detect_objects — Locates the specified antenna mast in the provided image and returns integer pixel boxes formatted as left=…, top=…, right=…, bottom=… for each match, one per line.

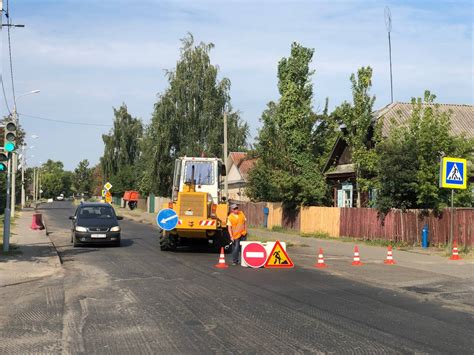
left=385, top=7, right=394, bottom=103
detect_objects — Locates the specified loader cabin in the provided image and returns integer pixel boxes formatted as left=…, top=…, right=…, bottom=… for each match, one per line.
left=172, top=157, right=226, bottom=204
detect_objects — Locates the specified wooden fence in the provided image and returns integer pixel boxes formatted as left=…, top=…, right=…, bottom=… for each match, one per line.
left=339, top=208, right=473, bottom=246
left=234, top=201, right=474, bottom=246
left=146, top=196, right=473, bottom=246
left=231, top=200, right=266, bottom=228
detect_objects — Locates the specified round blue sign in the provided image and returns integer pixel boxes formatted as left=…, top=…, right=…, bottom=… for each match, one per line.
left=156, top=208, right=179, bottom=231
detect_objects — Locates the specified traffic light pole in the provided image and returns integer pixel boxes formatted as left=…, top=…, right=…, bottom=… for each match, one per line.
left=10, top=151, right=16, bottom=217
left=3, top=152, right=12, bottom=253
left=10, top=108, right=18, bottom=218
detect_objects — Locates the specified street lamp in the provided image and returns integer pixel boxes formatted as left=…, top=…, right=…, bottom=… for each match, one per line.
left=20, top=141, right=38, bottom=208
left=11, top=90, right=40, bottom=215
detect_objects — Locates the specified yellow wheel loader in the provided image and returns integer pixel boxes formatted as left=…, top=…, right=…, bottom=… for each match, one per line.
left=159, top=157, right=230, bottom=251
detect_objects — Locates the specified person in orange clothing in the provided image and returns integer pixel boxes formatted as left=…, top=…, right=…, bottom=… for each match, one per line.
left=227, top=203, right=247, bottom=265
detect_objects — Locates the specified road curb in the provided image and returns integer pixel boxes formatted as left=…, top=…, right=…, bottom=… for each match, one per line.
left=35, top=209, right=63, bottom=267
left=41, top=214, right=64, bottom=267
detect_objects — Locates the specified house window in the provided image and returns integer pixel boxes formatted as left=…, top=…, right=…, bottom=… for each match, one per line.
left=337, top=183, right=353, bottom=208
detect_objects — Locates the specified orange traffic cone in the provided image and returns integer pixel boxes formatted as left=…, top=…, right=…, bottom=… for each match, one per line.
left=215, top=247, right=229, bottom=268
left=315, top=248, right=328, bottom=268
left=351, top=245, right=363, bottom=266
left=384, top=245, right=396, bottom=265
left=449, top=240, right=462, bottom=260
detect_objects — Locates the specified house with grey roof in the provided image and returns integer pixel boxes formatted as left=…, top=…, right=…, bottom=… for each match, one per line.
left=226, top=152, right=257, bottom=202
left=324, top=102, right=474, bottom=208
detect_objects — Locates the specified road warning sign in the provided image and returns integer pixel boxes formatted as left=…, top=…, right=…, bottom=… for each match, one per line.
left=440, top=157, right=467, bottom=189
left=264, top=240, right=294, bottom=268
left=242, top=242, right=268, bottom=268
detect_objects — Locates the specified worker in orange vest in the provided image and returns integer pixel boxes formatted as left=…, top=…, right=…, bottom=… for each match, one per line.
left=227, top=203, right=247, bottom=265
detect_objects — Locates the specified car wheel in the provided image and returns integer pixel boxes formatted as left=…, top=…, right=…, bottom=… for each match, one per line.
left=114, top=238, right=121, bottom=247
left=73, top=238, right=82, bottom=247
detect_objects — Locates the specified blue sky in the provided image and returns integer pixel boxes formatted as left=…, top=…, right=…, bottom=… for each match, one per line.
left=1, top=0, right=472, bottom=170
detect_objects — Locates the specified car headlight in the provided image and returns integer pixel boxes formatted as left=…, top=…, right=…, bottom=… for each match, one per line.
left=110, top=226, right=121, bottom=232
left=75, top=226, right=87, bottom=232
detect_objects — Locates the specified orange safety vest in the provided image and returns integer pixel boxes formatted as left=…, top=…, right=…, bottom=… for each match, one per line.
left=227, top=211, right=247, bottom=239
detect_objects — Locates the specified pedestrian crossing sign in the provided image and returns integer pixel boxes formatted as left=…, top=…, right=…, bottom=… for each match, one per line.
left=440, top=157, right=467, bottom=189
left=264, top=240, right=294, bottom=268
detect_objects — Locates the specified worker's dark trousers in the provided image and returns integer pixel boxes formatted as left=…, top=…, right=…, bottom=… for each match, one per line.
left=232, top=235, right=247, bottom=264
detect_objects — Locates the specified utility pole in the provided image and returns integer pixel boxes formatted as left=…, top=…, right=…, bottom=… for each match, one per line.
left=20, top=147, right=25, bottom=208
left=38, top=168, right=42, bottom=200
left=223, top=111, right=228, bottom=200
left=33, top=167, right=36, bottom=202
left=10, top=90, right=40, bottom=215
left=10, top=143, right=16, bottom=217
left=3, top=153, right=12, bottom=252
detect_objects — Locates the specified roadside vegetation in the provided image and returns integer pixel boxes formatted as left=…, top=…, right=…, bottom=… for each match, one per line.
left=6, top=34, right=470, bottom=252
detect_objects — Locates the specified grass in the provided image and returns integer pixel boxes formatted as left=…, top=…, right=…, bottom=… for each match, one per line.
left=270, top=225, right=300, bottom=235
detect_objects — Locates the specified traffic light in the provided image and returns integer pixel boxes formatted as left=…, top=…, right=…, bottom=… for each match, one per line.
left=4, top=119, right=17, bottom=152
left=0, top=152, right=8, bottom=173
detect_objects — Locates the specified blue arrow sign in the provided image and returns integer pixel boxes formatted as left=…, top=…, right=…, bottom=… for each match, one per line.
left=156, top=208, right=179, bottom=231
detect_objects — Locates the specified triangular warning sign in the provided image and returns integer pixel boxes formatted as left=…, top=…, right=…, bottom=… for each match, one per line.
left=264, top=240, right=294, bottom=268
left=447, top=163, right=463, bottom=181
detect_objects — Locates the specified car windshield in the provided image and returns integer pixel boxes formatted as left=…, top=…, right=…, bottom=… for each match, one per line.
left=184, top=161, right=214, bottom=185
left=78, top=206, right=115, bottom=219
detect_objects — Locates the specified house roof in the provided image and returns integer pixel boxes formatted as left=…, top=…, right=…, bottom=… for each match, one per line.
left=324, top=101, right=474, bottom=176
left=228, top=152, right=257, bottom=182
left=325, top=163, right=355, bottom=177
left=375, top=102, right=474, bottom=139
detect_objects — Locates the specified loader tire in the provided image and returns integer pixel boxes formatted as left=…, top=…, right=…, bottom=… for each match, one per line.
left=160, top=231, right=177, bottom=251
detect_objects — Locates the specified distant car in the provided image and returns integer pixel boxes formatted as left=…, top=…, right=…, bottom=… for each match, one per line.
left=70, top=202, right=123, bottom=247
left=56, top=195, right=64, bottom=201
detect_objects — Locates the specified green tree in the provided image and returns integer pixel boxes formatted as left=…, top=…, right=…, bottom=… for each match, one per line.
left=247, top=42, right=327, bottom=207
left=90, top=164, right=104, bottom=197
left=39, top=160, right=71, bottom=198
left=73, top=159, right=93, bottom=196
left=333, top=66, right=378, bottom=207
left=246, top=102, right=281, bottom=202
left=377, top=91, right=474, bottom=213
left=101, top=104, right=143, bottom=195
left=312, top=98, right=339, bottom=170
left=140, top=34, right=249, bottom=196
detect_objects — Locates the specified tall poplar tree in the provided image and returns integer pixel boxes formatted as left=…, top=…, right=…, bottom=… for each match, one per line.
left=247, top=42, right=327, bottom=207
left=101, top=104, right=143, bottom=195
left=73, top=159, right=93, bottom=196
left=333, top=66, right=378, bottom=207
left=139, top=34, right=249, bottom=196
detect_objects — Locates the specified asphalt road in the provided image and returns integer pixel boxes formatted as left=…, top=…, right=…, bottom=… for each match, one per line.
left=1, top=201, right=473, bottom=354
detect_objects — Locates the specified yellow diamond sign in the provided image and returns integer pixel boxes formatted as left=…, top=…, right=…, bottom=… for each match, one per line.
left=104, top=182, right=113, bottom=191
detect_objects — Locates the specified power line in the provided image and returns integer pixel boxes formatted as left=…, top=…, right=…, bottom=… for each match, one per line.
left=6, top=0, right=17, bottom=109
left=18, top=112, right=113, bottom=127
left=0, top=74, right=11, bottom=114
